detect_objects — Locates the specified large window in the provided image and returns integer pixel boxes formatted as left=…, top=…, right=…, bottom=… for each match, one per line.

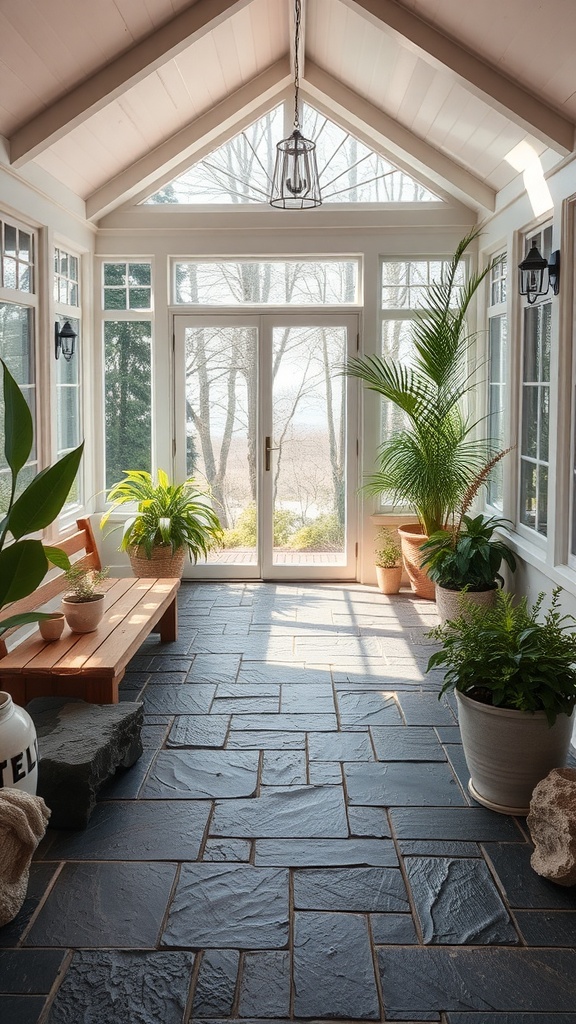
left=54, top=246, right=82, bottom=509
left=174, top=260, right=359, bottom=306
left=519, top=228, right=552, bottom=537
left=486, top=254, right=507, bottom=510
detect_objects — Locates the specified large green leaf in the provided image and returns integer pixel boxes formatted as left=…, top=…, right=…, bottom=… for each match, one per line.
left=44, top=545, right=71, bottom=571
left=0, top=611, right=54, bottom=637
left=0, top=539, right=49, bottom=607
left=1, top=358, right=33, bottom=476
left=7, top=442, right=84, bottom=539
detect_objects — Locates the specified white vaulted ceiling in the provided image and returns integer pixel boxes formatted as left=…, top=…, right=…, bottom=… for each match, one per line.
left=1, top=0, right=574, bottom=219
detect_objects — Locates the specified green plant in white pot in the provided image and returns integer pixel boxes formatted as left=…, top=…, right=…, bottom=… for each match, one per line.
left=427, top=588, right=576, bottom=815
left=61, top=566, right=109, bottom=633
left=374, top=528, right=403, bottom=595
left=101, top=469, right=223, bottom=578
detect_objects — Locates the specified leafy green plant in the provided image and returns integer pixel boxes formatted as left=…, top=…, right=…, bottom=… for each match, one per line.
left=345, top=230, right=502, bottom=536
left=64, top=565, right=109, bottom=602
left=421, top=513, right=516, bottom=591
left=0, top=359, right=84, bottom=635
left=427, top=588, right=576, bottom=724
left=101, top=469, right=223, bottom=562
left=374, top=527, right=401, bottom=568
left=219, top=503, right=298, bottom=549
left=291, top=514, right=344, bottom=552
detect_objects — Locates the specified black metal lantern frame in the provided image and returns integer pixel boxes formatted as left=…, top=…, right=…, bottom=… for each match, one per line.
left=55, top=320, right=77, bottom=361
left=269, top=0, right=321, bottom=209
left=518, top=239, right=560, bottom=305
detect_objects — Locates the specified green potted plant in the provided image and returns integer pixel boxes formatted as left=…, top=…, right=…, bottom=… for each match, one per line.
left=0, top=359, right=83, bottom=637
left=61, top=566, right=109, bottom=633
left=101, top=469, right=223, bottom=578
left=374, top=527, right=403, bottom=594
left=345, top=229, right=503, bottom=598
left=427, top=588, right=576, bottom=815
left=421, top=513, right=516, bottom=622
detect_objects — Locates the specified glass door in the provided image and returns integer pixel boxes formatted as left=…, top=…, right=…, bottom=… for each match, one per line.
left=174, top=313, right=358, bottom=579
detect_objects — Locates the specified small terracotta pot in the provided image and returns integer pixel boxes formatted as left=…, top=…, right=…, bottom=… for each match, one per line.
left=375, top=565, right=403, bottom=595
left=61, top=594, right=105, bottom=633
left=39, top=613, right=65, bottom=641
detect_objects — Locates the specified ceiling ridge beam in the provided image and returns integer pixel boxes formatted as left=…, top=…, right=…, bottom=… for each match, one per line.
left=86, top=59, right=291, bottom=221
left=303, top=62, right=495, bottom=211
left=10, top=0, right=253, bottom=167
left=341, top=0, right=574, bottom=155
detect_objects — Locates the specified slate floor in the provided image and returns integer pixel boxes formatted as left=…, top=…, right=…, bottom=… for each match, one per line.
left=2, top=581, right=576, bottom=1024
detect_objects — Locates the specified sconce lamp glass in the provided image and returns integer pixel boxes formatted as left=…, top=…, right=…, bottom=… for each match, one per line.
left=55, top=320, right=77, bottom=361
left=518, top=240, right=560, bottom=305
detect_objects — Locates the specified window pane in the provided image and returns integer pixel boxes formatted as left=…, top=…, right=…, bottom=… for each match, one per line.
left=104, top=264, right=127, bottom=286
left=128, top=287, right=151, bottom=309
left=3, top=258, right=17, bottom=289
left=382, top=258, right=464, bottom=310
left=0, top=304, right=36, bottom=492
left=541, top=303, right=551, bottom=380
left=520, top=460, right=537, bottom=530
left=523, top=307, right=539, bottom=381
left=538, top=466, right=548, bottom=536
left=104, top=288, right=127, bottom=310
left=174, top=260, right=358, bottom=305
left=521, top=387, right=538, bottom=458
left=104, top=321, right=152, bottom=488
left=4, top=225, right=17, bottom=258
left=128, top=264, right=151, bottom=286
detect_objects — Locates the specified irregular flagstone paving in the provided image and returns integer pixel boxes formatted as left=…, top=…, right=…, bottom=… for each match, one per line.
left=2, top=581, right=576, bottom=1023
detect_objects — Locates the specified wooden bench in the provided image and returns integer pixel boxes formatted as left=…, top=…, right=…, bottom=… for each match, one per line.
left=0, top=518, right=180, bottom=705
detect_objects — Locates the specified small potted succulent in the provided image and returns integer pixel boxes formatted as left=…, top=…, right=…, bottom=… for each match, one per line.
left=61, top=566, right=109, bottom=633
left=427, top=587, right=576, bottom=815
left=374, top=528, right=403, bottom=595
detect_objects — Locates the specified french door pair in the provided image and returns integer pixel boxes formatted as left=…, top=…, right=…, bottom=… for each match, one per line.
left=173, top=313, right=358, bottom=580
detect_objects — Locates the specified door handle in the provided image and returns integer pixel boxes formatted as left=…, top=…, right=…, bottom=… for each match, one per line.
left=265, top=436, right=280, bottom=471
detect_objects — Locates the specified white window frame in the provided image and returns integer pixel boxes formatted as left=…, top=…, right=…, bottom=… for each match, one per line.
left=485, top=250, right=509, bottom=516
left=53, top=243, right=83, bottom=525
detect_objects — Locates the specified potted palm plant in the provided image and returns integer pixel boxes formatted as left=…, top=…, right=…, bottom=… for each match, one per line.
left=345, top=229, right=502, bottom=598
left=101, top=469, right=223, bottom=578
left=374, top=528, right=403, bottom=594
left=421, top=512, right=516, bottom=623
left=427, top=588, right=576, bottom=815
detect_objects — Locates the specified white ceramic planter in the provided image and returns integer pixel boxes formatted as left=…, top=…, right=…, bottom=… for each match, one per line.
left=456, top=689, right=574, bottom=815
left=62, top=593, right=105, bottom=633
left=435, top=585, right=497, bottom=625
left=0, top=691, right=38, bottom=794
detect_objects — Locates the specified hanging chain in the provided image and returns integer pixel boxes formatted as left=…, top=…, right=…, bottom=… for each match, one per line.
left=293, top=0, right=302, bottom=130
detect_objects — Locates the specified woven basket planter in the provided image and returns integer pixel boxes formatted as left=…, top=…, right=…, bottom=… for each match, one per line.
left=397, top=524, right=435, bottom=600
left=128, top=545, right=187, bottom=579
left=435, top=584, right=497, bottom=625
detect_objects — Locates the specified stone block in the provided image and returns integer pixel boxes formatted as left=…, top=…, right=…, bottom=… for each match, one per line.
left=528, top=767, right=576, bottom=886
left=28, top=698, right=143, bottom=830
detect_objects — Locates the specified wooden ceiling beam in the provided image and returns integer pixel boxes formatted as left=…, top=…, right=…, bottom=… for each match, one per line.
left=10, top=0, right=253, bottom=167
left=304, top=63, right=496, bottom=211
left=342, top=0, right=574, bottom=155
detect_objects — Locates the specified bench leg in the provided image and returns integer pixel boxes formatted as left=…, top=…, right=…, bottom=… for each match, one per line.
left=158, top=597, right=178, bottom=643
left=1, top=674, right=119, bottom=705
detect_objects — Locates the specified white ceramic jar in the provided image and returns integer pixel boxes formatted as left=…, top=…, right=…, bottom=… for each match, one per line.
left=0, top=691, right=38, bottom=795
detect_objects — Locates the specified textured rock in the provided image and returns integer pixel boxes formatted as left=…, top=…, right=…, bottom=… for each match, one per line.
left=239, top=950, right=290, bottom=1017
left=45, top=950, right=194, bottom=1024
left=193, top=949, right=239, bottom=1017
left=28, top=698, right=143, bottom=829
left=528, top=768, right=576, bottom=886
left=293, top=911, right=380, bottom=1019
left=486, top=843, right=576, bottom=909
left=0, top=790, right=50, bottom=927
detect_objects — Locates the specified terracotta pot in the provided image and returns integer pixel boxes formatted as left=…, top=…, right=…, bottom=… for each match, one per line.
left=456, top=690, right=574, bottom=816
left=435, top=584, right=497, bottom=625
left=38, top=613, right=65, bottom=641
left=375, top=564, right=403, bottom=595
left=397, top=524, right=435, bottom=600
left=0, top=691, right=38, bottom=794
left=61, top=593, right=105, bottom=633
left=128, top=545, right=187, bottom=579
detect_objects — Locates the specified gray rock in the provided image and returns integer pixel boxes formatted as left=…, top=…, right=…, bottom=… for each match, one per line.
left=528, top=768, right=576, bottom=886
left=28, top=698, right=143, bottom=830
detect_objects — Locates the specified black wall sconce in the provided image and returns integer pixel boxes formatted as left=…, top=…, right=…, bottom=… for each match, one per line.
left=55, top=320, right=77, bottom=361
left=518, top=240, right=560, bottom=305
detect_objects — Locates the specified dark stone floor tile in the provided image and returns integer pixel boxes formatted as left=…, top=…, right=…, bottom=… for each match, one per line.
left=203, top=838, right=252, bottom=862
left=44, top=951, right=194, bottom=1024
left=280, top=685, right=335, bottom=713
left=186, top=656, right=242, bottom=683
left=231, top=712, right=337, bottom=731
left=308, top=730, right=374, bottom=762
left=39, top=800, right=210, bottom=860
left=143, top=684, right=215, bottom=715
left=0, top=996, right=46, bottom=1024
left=141, top=749, right=259, bottom=799
left=216, top=680, right=281, bottom=698
left=166, top=714, right=230, bottom=748
left=337, top=690, right=403, bottom=726
left=485, top=844, right=576, bottom=909
left=371, top=726, right=446, bottom=761
left=210, top=786, right=349, bottom=838
left=391, top=807, right=524, bottom=841
left=447, top=1015, right=576, bottom=1023
left=308, top=760, right=342, bottom=785
left=238, top=950, right=290, bottom=1018
left=516, top=911, right=576, bottom=946
left=377, top=948, right=576, bottom=1017
left=255, top=838, right=397, bottom=867
left=399, top=840, right=480, bottom=857
left=445, top=743, right=475, bottom=800
left=147, top=656, right=194, bottom=673
left=226, top=730, right=306, bottom=749
left=293, top=911, right=380, bottom=1019
left=294, top=866, right=408, bottom=912
left=0, top=864, right=58, bottom=947
left=345, top=761, right=466, bottom=806
left=141, top=721, right=170, bottom=747
left=405, top=857, right=518, bottom=945
left=435, top=726, right=462, bottom=742
left=193, top=949, right=239, bottom=1017
left=261, top=749, right=307, bottom=785
left=238, top=664, right=331, bottom=687
left=97, top=749, right=155, bottom=800
left=25, top=862, right=176, bottom=948
left=0, top=950, right=66, bottom=993
left=212, top=696, right=280, bottom=714
left=396, top=692, right=456, bottom=726
left=143, top=670, right=188, bottom=686
left=371, top=912, right=419, bottom=944
left=348, top=806, right=391, bottom=838
left=161, top=864, right=289, bottom=949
